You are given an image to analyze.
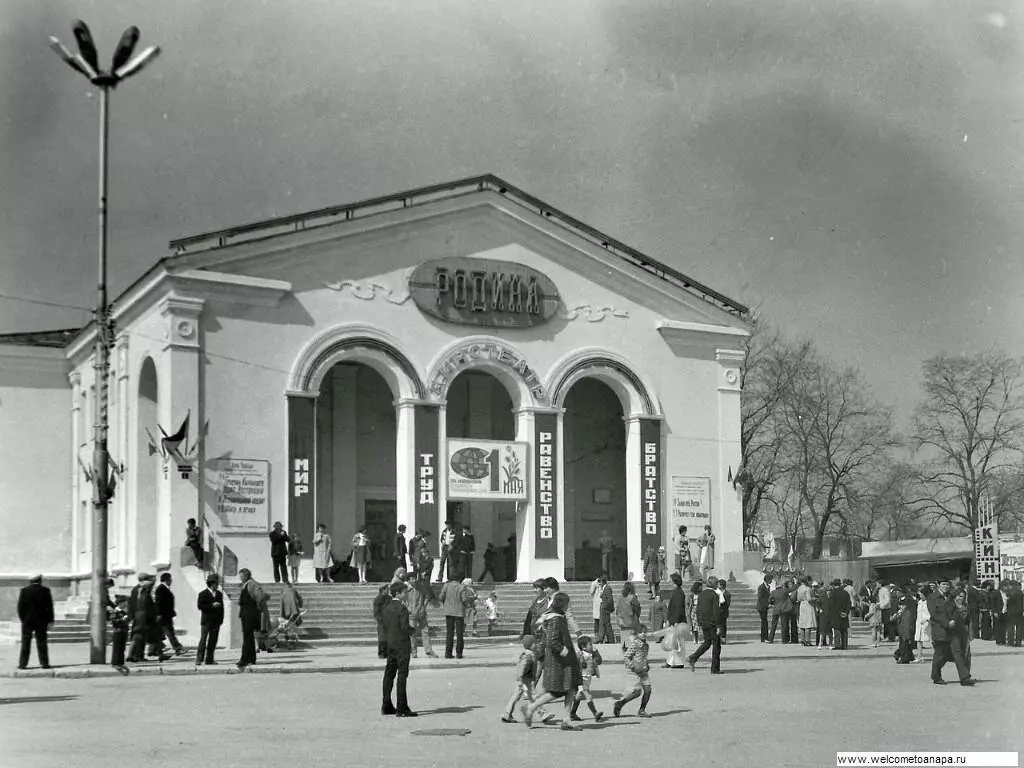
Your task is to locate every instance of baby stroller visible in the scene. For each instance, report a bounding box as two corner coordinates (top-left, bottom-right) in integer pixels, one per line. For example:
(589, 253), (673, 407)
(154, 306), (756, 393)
(266, 609), (307, 651)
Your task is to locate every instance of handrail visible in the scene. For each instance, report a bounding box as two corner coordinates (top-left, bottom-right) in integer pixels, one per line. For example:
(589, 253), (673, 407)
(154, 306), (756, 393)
(168, 174), (749, 319)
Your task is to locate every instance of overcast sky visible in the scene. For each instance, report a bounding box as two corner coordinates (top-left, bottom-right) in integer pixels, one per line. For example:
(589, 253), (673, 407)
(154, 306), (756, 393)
(1, 0), (1022, 426)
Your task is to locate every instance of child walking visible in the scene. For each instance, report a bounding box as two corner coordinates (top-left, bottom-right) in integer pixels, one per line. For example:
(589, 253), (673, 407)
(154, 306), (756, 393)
(865, 599), (882, 647)
(613, 623), (654, 718)
(484, 591), (502, 637)
(109, 594), (130, 675)
(501, 635), (538, 723)
(570, 636), (604, 722)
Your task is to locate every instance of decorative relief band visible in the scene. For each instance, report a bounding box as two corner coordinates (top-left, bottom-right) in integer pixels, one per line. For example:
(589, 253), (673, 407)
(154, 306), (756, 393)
(560, 304), (630, 322)
(324, 279), (411, 305)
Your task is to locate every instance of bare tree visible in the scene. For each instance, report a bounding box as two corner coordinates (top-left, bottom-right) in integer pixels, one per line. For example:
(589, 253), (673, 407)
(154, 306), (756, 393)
(843, 461), (927, 542)
(910, 353), (1024, 533)
(737, 318), (813, 539)
(776, 350), (899, 558)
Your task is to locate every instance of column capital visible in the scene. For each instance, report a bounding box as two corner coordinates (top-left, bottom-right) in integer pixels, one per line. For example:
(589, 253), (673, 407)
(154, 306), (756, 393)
(395, 398), (442, 409)
(284, 389), (319, 400)
(161, 295), (204, 351)
(623, 413), (665, 425)
(514, 405), (565, 417)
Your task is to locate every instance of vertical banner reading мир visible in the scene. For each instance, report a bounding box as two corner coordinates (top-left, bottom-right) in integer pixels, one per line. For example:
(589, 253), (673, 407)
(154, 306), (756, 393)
(414, 405), (440, 539)
(288, 395), (315, 543)
(639, 418), (662, 554)
(534, 412), (558, 558)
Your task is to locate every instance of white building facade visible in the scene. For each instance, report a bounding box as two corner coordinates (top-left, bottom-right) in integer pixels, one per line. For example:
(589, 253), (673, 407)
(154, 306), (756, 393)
(0, 176), (749, 635)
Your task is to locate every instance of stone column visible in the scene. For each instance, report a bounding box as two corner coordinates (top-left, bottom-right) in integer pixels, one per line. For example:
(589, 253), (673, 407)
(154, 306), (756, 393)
(513, 406), (562, 581)
(624, 415), (642, 579)
(331, 366), (358, 545)
(157, 295), (204, 572)
(394, 400), (417, 535)
(716, 348), (745, 580)
(115, 336), (130, 571)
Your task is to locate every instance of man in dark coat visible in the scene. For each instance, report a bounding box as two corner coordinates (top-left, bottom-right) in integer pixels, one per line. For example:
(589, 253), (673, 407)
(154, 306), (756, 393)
(380, 581), (418, 717)
(17, 575), (54, 670)
(456, 525), (475, 582)
(196, 573), (225, 665)
(268, 522), (291, 583)
(829, 579), (852, 650)
(687, 579), (723, 673)
(1006, 581), (1024, 647)
(717, 579), (732, 643)
(236, 568), (265, 669)
(663, 573), (688, 668)
(768, 581), (792, 643)
(126, 573), (165, 662)
(928, 579), (974, 686)
(394, 524), (408, 571)
(154, 573), (185, 655)
(757, 574), (773, 643)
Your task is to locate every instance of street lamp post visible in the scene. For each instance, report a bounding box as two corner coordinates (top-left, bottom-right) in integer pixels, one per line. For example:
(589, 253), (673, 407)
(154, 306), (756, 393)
(49, 21), (160, 664)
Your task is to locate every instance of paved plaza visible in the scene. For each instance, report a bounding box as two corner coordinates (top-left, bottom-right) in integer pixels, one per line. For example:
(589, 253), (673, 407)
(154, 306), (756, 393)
(1, 640), (1021, 768)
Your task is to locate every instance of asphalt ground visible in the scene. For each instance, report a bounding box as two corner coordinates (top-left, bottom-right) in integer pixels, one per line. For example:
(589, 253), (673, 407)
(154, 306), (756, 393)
(0, 639), (1021, 768)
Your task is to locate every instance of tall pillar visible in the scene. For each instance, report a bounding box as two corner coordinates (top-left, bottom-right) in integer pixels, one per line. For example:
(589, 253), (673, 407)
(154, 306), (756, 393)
(157, 295), (204, 571)
(288, 393), (317, 545)
(716, 349), (745, 580)
(624, 416), (641, 579)
(435, 405), (448, 556)
(115, 336), (130, 570)
(513, 407), (562, 581)
(331, 366), (358, 544)
(412, 403), (441, 539)
(394, 401), (417, 536)
(624, 415), (664, 579)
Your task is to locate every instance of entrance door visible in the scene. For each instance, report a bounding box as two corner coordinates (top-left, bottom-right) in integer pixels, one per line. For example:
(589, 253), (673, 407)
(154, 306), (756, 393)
(364, 499), (396, 581)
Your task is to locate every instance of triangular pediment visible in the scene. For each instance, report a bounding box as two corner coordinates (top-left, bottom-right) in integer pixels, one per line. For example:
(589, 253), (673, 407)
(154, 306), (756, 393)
(162, 175), (748, 330)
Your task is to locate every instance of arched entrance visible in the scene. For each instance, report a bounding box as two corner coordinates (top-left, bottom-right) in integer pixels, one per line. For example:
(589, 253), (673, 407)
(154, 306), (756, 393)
(315, 362), (397, 582)
(563, 378), (627, 581)
(134, 357), (159, 569)
(445, 370), (517, 582)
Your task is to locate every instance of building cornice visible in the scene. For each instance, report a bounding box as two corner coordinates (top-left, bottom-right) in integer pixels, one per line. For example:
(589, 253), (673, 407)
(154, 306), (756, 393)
(0, 343), (71, 378)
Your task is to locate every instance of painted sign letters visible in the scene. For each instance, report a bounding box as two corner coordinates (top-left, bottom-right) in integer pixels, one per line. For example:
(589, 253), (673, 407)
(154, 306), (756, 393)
(414, 405), (440, 537)
(288, 395), (315, 542)
(639, 418), (662, 554)
(534, 412), (558, 558)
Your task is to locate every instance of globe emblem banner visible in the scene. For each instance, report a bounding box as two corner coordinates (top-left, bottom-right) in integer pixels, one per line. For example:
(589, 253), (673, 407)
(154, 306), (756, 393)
(447, 438), (529, 500)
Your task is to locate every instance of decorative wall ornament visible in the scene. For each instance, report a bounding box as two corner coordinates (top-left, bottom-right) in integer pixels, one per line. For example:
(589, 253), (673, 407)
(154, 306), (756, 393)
(324, 277), (411, 305)
(428, 340), (546, 402)
(146, 410), (207, 479)
(724, 369), (739, 385)
(560, 303), (630, 322)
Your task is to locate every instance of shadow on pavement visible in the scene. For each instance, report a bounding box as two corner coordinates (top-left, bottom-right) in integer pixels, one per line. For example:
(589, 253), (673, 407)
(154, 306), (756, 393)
(717, 668), (762, 674)
(641, 708), (690, 718)
(417, 705), (485, 715)
(0, 696), (80, 705)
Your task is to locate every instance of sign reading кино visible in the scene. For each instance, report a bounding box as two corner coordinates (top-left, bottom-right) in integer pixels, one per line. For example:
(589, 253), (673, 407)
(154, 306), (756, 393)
(409, 257), (560, 328)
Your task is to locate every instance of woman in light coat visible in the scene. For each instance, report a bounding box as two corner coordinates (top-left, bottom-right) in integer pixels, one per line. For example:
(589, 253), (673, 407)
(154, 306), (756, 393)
(350, 526), (371, 584)
(312, 523), (333, 583)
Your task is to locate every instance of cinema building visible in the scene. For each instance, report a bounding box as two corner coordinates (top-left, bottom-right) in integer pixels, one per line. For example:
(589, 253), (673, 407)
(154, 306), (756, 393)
(0, 175), (749, 621)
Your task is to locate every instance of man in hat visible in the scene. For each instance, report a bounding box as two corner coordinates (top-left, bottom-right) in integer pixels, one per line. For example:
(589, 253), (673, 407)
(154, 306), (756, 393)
(268, 522), (291, 584)
(17, 575), (54, 670)
(196, 573), (225, 665)
(236, 568), (265, 669)
(127, 573), (166, 663)
(928, 578), (974, 686)
(154, 573), (186, 656)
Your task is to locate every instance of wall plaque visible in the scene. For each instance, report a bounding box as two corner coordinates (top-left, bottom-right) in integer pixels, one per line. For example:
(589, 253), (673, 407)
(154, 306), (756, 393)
(409, 257), (560, 327)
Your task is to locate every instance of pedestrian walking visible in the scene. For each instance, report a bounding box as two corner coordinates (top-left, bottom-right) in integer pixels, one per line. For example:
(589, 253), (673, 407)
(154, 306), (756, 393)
(394, 524), (408, 571)
(408, 579), (438, 658)
(154, 573), (185, 656)
(687, 578), (723, 674)
(522, 592), (583, 731)
(663, 572), (688, 668)
(616, 581), (642, 650)
(17, 575), (54, 670)
(570, 636), (604, 721)
(196, 573), (225, 666)
(478, 543), (499, 582)
(613, 624), (654, 718)
(380, 581), (418, 718)
(928, 579), (974, 686)
(269, 521), (291, 583)
(501, 634), (539, 724)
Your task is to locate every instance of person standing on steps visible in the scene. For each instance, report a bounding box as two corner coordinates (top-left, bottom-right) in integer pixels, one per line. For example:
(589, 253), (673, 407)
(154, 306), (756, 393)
(287, 534), (304, 584)
(17, 575), (54, 670)
(380, 581), (418, 718)
(196, 573), (225, 666)
(456, 525), (476, 583)
(268, 521), (290, 584)
(598, 530), (615, 578)
(312, 523), (333, 584)
(394, 524), (408, 572)
(436, 520), (456, 583)
(351, 526), (372, 584)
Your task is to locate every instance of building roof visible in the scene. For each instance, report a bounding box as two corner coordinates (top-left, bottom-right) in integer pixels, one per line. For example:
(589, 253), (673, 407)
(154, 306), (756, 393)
(167, 174), (750, 320)
(860, 537), (973, 568)
(0, 328), (82, 349)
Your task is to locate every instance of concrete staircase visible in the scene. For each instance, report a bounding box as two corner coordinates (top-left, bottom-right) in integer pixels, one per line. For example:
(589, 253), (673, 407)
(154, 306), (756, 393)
(221, 578), (799, 647)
